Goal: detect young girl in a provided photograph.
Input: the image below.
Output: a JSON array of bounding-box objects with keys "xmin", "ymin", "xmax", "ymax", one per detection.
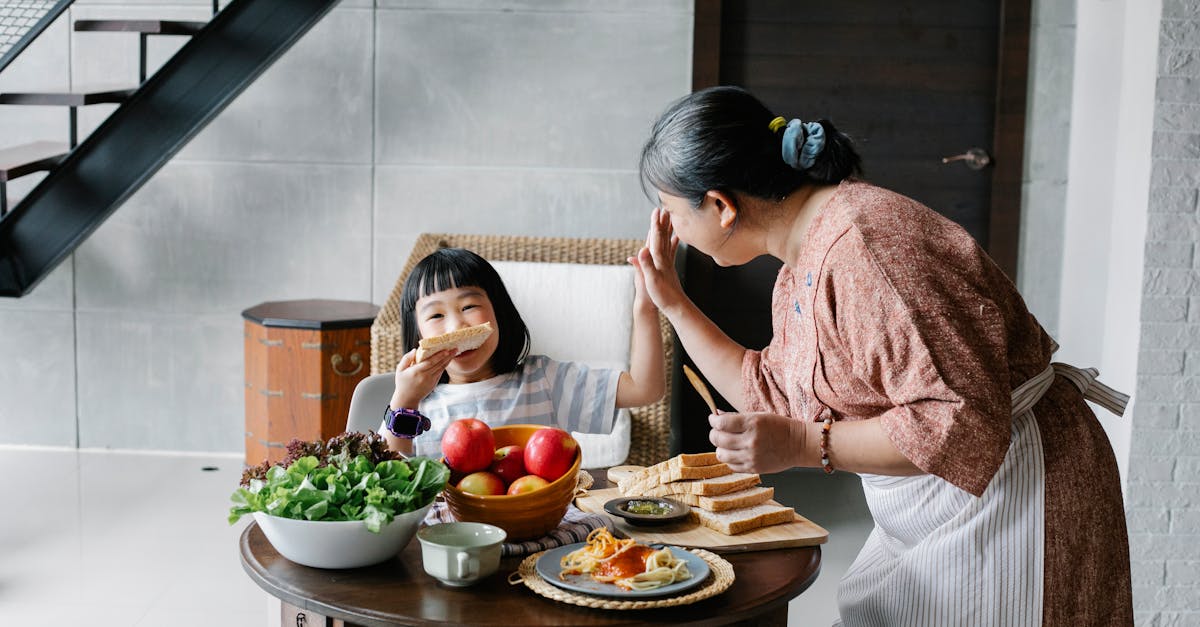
[{"xmin": 379, "ymin": 247, "xmax": 664, "ymax": 466}]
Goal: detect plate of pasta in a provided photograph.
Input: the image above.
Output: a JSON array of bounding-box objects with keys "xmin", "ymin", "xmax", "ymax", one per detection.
[{"xmin": 534, "ymin": 528, "xmax": 710, "ymax": 598}]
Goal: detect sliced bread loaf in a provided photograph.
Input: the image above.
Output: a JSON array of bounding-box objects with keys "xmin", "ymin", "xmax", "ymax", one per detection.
[
  {"xmin": 617, "ymin": 462, "xmax": 732, "ymax": 495},
  {"xmin": 617, "ymin": 452, "xmax": 724, "ymax": 493},
  {"xmin": 632, "ymin": 472, "xmax": 761, "ymax": 498},
  {"xmin": 673, "ymin": 486, "xmax": 774, "ymax": 512},
  {"xmin": 675, "ymin": 451, "xmax": 720, "ymax": 467},
  {"xmin": 690, "ymin": 502, "xmax": 796, "ymax": 535}
]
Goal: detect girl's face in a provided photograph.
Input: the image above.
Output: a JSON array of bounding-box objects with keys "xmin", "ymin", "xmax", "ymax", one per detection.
[
  {"xmin": 658, "ymin": 190, "xmax": 757, "ymax": 267},
  {"xmin": 414, "ymin": 284, "xmax": 501, "ymax": 384}
]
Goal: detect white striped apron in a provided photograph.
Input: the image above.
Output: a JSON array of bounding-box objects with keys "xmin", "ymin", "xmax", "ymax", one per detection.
[{"xmin": 834, "ymin": 362, "xmax": 1128, "ymax": 627}]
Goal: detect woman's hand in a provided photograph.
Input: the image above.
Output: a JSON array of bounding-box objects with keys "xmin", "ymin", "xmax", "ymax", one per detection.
[
  {"xmin": 631, "ymin": 207, "xmax": 687, "ymax": 316},
  {"xmin": 708, "ymin": 411, "xmax": 810, "ymax": 474},
  {"xmin": 389, "ymin": 348, "xmax": 454, "ymax": 409}
]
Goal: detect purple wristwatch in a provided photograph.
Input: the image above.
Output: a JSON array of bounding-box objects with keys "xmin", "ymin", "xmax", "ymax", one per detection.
[{"xmin": 384, "ymin": 406, "xmax": 431, "ymax": 439}]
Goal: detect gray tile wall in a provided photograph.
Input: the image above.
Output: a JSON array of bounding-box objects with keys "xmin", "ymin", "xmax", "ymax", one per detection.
[
  {"xmin": 0, "ymin": 10, "xmax": 75, "ymax": 446},
  {"xmin": 1129, "ymin": 1, "xmax": 1200, "ymax": 622},
  {"xmin": 0, "ymin": 0, "xmax": 691, "ymax": 452}
]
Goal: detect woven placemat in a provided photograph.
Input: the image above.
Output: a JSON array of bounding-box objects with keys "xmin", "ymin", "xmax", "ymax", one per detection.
[{"xmin": 507, "ymin": 547, "xmax": 735, "ymax": 610}]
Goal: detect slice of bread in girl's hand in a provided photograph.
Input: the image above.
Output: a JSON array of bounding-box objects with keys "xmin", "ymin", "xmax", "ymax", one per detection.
[
  {"xmin": 689, "ymin": 502, "xmax": 796, "ymax": 535},
  {"xmin": 415, "ymin": 322, "xmax": 493, "ymax": 362}
]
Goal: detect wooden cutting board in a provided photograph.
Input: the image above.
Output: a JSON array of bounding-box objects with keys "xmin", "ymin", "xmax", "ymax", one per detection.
[{"xmin": 575, "ymin": 487, "xmax": 828, "ymax": 554}]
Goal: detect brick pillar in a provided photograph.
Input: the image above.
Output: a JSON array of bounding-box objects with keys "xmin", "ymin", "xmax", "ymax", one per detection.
[{"xmin": 1129, "ymin": 1, "xmax": 1200, "ymax": 622}]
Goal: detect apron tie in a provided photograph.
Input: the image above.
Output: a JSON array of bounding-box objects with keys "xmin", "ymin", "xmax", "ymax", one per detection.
[{"xmin": 1011, "ymin": 363, "xmax": 1129, "ymax": 418}]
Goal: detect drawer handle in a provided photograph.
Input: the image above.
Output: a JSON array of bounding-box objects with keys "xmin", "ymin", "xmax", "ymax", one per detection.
[
  {"xmin": 331, "ymin": 353, "xmax": 364, "ymax": 377},
  {"xmin": 259, "ymin": 389, "xmax": 283, "ymax": 397},
  {"xmin": 258, "ymin": 338, "xmax": 283, "ymax": 347},
  {"xmin": 301, "ymin": 392, "xmax": 337, "ymax": 400}
]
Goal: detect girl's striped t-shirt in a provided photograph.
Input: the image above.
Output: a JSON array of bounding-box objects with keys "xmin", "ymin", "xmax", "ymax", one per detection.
[{"xmin": 387, "ymin": 354, "xmax": 621, "ymax": 460}]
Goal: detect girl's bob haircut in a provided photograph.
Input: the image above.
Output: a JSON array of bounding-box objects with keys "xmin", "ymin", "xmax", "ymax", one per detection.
[{"xmin": 400, "ymin": 247, "xmax": 530, "ymax": 378}]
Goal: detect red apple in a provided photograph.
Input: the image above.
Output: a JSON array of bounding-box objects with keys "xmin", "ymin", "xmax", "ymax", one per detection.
[
  {"xmin": 524, "ymin": 427, "xmax": 578, "ymax": 482},
  {"xmin": 507, "ymin": 474, "xmax": 550, "ymax": 495},
  {"xmin": 441, "ymin": 418, "xmax": 495, "ymax": 473},
  {"xmin": 457, "ymin": 471, "xmax": 506, "ymax": 496},
  {"xmin": 489, "ymin": 445, "xmax": 526, "ymax": 486}
]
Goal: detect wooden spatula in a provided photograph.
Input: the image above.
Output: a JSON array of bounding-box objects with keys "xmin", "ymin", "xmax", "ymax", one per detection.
[{"xmin": 682, "ymin": 364, "xmax": 719, "ymax": 415}]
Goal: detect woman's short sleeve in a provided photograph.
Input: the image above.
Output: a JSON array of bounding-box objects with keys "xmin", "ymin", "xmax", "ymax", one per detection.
[
  {"xmin": 821, "ymin": 230, "xmax": 1012, "ymax": 496},
  {"xmin": 741, "ymin": 266, "xmax": 804, "ymax": 417}
]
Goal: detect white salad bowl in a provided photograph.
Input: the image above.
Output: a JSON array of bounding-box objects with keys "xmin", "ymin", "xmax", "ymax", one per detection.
[{"xmin": 253, "ymin": 502, "xmax": 433, "ymax": 569}]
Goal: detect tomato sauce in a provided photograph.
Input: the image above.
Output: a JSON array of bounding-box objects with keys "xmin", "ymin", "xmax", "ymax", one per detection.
[{"xmin": 595, "ymin": 545, "xmax": 654, "ymax": 579}]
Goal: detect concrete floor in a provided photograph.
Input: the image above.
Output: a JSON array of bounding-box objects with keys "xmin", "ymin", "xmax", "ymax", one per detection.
[
  {"xmin": 0, "ymin": 446, "xmax": 872, "ymax": 626},
  {"xmin": 763, "ymin": 468, "xmax": 874, "ymax": 626}
]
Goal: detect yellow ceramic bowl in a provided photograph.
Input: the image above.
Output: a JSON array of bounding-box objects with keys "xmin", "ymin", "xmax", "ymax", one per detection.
[{"xmin": 441, "ymin": 424, "xmax": 581, "ymax": 541}]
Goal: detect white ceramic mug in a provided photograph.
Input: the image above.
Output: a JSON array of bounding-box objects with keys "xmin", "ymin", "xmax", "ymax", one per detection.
[{"xmin": 416, "ymin": 522, "xmax": 506, "ymax": 586}]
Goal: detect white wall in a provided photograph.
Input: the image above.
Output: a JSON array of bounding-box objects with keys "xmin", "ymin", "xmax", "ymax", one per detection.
[
  {"xmin": 1019, "ymin": 0, "xmax": 1076, "ymax": 335},
  {"xmin": 1055, "ymin": 0, "xmax": 1161, "ymax": 486},
  {"xmin": 0, "ymin": 0, "xmax": 693, "ymax": 452}
]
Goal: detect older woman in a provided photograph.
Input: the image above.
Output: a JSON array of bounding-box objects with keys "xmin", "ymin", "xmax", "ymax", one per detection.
[{"xmin": 629, "ymin": 86, "xmax": 1132, "ymax": 626}]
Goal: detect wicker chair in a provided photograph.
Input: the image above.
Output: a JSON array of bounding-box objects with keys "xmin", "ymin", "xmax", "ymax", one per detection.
[{"xmin": 370, "ymin": 233, "xmax": 675, "ymax": 467}]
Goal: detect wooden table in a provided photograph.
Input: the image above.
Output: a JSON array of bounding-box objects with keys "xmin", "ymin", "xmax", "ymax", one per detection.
[{"xmin": 239, "ymin": 474, "xmax": 822, "ymax": 627}]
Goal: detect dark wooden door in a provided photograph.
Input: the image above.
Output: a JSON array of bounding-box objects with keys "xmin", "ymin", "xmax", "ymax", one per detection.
[{"xmin": 678, "ymin": 0, "xmax": 1030, "ymax": 453}]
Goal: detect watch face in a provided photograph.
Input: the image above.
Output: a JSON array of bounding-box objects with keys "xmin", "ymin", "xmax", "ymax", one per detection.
[{"xmin": 389, "ymin": 412, "xmax": 421, "ymax": 436}]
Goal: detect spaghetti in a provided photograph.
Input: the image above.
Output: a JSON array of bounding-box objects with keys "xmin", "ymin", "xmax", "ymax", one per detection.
[{"xmin": 559, "ymin": 528, "xmax": 692, "ymax": 591}]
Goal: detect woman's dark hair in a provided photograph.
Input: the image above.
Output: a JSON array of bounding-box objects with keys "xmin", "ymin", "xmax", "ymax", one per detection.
[
  {"xmin": 400, "ymin": 247, "xmax": 530, "ymax": 379},
  {"xmin": 639, "ymin": 86, "xmax": 862, "ymax": 208}
]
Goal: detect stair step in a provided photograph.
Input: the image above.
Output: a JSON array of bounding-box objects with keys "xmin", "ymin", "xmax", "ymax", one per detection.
[
  {"xmin": 74, "ymin": 19, "xmax": 206, "ymax": 35},
  {"xmin": 0, "ymin": 85, "xmax": 136, "ymax": 107},
  {"xmin": 0, "ymin": 141, "xmax": 69, "ymax": 181}
]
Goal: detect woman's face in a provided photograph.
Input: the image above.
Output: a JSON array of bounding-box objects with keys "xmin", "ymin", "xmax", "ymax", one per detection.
[
  {"xmin": 657, "ymin": 190, "xmax": 757, "ymax": 267},
  {"xmin": 414, "ymin": 284, "xmax": 500, "ymax": 384}
]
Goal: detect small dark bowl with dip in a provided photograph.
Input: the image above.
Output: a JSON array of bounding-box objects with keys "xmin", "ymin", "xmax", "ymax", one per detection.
[{"xmin": 602, "ymin": 496, "xmax": 691, "ymax": 527}]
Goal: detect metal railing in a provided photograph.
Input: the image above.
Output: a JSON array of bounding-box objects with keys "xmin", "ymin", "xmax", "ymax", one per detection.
[{"xmin": 0, "ymin": 0, "xmax": 74, "ymax": 75}]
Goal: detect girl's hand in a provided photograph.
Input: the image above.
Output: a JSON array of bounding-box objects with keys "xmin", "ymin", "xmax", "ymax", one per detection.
[
  {"xmin": 390, "ymin": 348, "xmax": 455, "ymax": 409},
  {"xmin": 708, "ymin": 411, "xmax": 809, "ymax": 474},
  {"xmin": 628, "ymin": 249, "xmax": 658, "ymax": 316},
  {"xmin": 632, "ymin": 207, "xmax": 686, "ymax": 315}
]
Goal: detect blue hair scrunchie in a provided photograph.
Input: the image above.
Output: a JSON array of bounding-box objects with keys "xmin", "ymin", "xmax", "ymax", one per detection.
[{"xmin": 781, "ymin": 119, "xmax": 826, "ymax": 170}]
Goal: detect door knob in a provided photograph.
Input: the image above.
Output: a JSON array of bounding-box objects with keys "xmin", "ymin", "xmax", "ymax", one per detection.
[{"xmin": 941, "ymin": 148, "xmax": 991, "ymax": 170}]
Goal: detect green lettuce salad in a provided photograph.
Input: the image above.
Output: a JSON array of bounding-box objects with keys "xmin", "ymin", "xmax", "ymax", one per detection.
[{"xmin": 228, "ymin": 432, "xmax": 449, "ymax": 533}]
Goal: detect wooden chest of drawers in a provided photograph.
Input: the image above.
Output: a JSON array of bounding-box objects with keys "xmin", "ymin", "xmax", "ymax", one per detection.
[{"xmin": 242, "ymin": 299, "xmax": 380, "ymax": 465}]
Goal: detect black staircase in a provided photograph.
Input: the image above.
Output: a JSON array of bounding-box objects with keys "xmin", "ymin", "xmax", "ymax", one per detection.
[
  {"xmin": 0, "ymin": 141, "xmax": 67, "ymax": 216},
  {"xmin": 0, "ymin": 0, "xmax": 341, "ymax": 297},
  {"xmin": 0, "ymin": 86, "xmax": 137, "ymax": 147}
]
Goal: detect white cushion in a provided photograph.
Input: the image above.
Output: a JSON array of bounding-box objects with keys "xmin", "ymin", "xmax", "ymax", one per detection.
[
  {"xmin": 490, "ymin": 261, "xmax": 634, "ymax": 369},
  {"xmin": 491, "ymin": 261, "xmax": 636, "ymax": 468}
]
